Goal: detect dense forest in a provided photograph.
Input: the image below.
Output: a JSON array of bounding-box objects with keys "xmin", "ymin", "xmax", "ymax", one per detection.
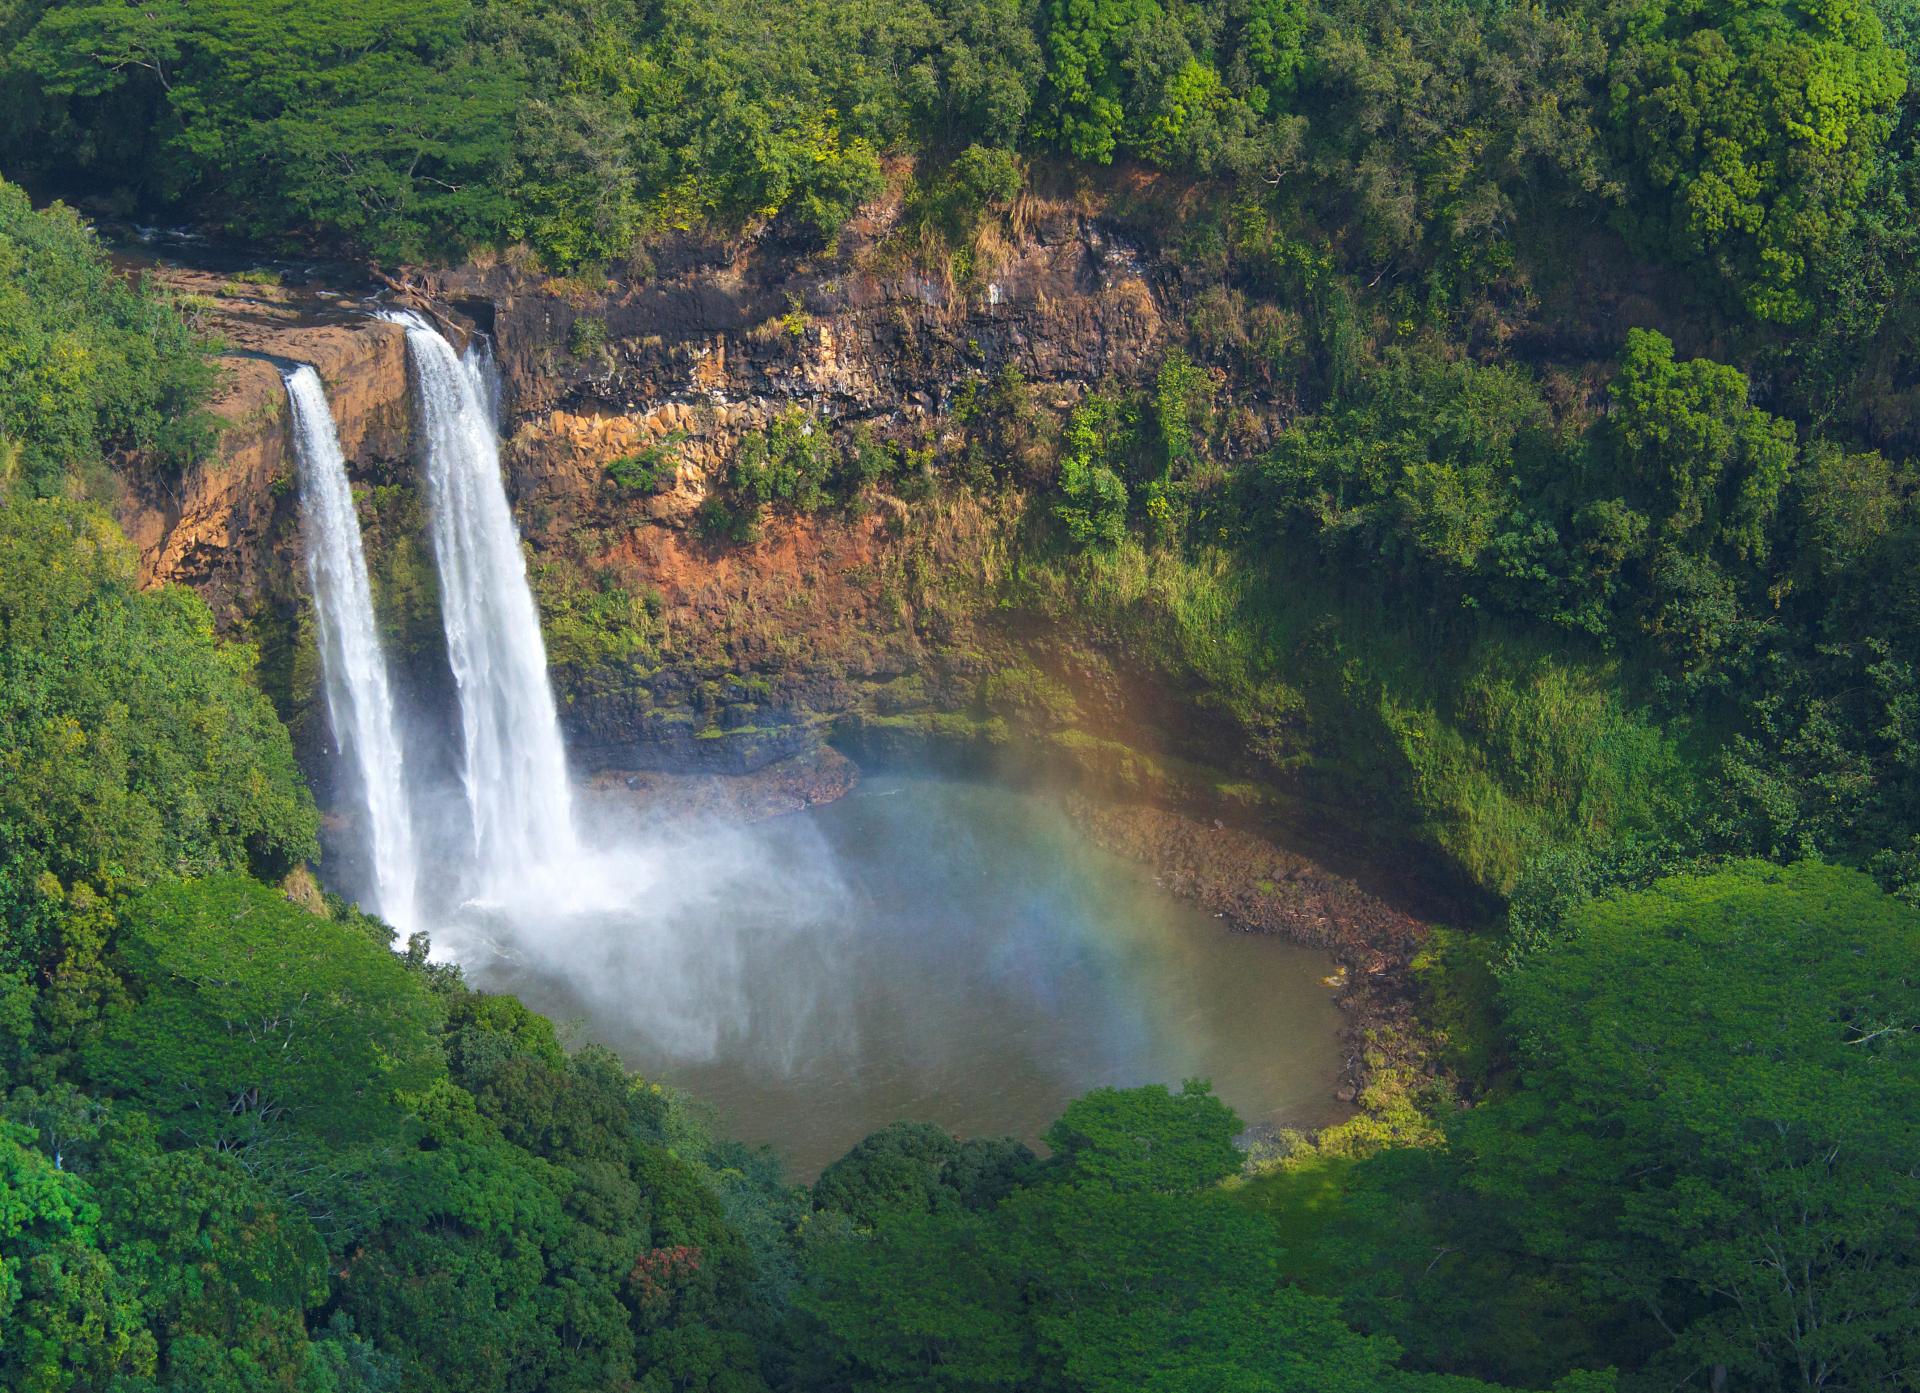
[{"xmin": 6, "ymin": 0, "xmax": 1920, "ymax": 1388}]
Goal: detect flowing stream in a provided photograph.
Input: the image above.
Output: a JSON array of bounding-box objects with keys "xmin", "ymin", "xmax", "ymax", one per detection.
[
  {"xmin": 283, "ymin": 365, "xmax": 419, "ymax": 931},
  {"xmin": 389, "ymin": 312, "xmax": 581, "ymax": 896}
]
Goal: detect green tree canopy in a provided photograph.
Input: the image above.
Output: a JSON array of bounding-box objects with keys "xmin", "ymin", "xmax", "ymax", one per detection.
[
  {"xmin": 1461, "ymin": 859, "xmax": 1920, "ymax": 1388},
  {"xmin": 795, "ymin": 1082, "xmax": 1560, "ymax": 1393},
  {"xmin": 0, "ymin": 1120, "xmax": 154, "ymax": 1392},
  {"xmin": 811, "ymin": 1120, "xmax": 1035, "ymax": 1230},
  {"xmin": 0, "ymin": 178, "xmax": 216, "ymax": 495},
  {"xmin": 85, "ymin": 876, "xmax": 442, "ymax": 1153},
  {"xmin": 12, "ymin": 0, "xmax": 520, "ymax": 259},
  {"xmin": 1036, "ymin": 0, "xmax": 1289, "ymax": 171},
  {"xmin": 1611, "ymin": 0, "xmax": 1907, "ymax": 321},
  {"xmin": 1605, "ymin": 328, "xmax": 1797, "ymax": 563},
  {"xmin": 0, "ymin": 497, "xmax": 317, "ymax": 976},
  {"xmin": 1043, "ymin": 1079, "xmax": 1243, "ymax": 1192}
]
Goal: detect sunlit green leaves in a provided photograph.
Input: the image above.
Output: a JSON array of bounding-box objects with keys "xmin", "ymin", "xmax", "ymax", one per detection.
[
  {"xmin": 86, "ymin": 876, "xmax": 443, "ymax": 1152},
  {"xmin": 0, "ymin": 180, "xmax": 217, "ymax": 494},
  {"xmin": 1612, "ymin": 0, "xmax": 1907, "ymax": 320},
  {"xmin": 1467, "ymin": 860, "xmax": 1920, "ymax": 1388}
]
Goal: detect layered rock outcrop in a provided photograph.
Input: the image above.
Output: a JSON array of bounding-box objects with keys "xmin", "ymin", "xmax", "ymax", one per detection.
[
  {"xmin": 113, "ymin": 267, "xmax": 412, "ymax": 623},
  {"xmin": 116, "ymin": 204, "xmax": 1196, "ymax": 776},
  {"xmin": 110, "ymin": 206, "xmax": 1445, "ymax": 1101},
  {"xmin": 119, "ymin": 204, "xmax": 1171, "ymax": 613}
]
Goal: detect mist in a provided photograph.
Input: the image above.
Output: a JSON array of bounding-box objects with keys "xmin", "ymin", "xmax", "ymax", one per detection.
[{"xmin": 426, "ymin": 792, "xmax": 865, "ymax": 1073}]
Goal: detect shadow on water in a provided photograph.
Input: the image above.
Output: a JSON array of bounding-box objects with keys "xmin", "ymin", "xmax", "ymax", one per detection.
[{"xmin": 443, "ymin": 773, "xmax": 1348, "ymax": 1179}]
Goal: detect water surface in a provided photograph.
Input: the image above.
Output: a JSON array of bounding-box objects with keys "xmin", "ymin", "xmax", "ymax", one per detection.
[{"xmin": 452, "ymin": 777, "xmax": 1347, "ymax": 1176}]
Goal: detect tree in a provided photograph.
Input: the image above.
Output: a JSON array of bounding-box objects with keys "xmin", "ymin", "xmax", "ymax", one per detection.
[
  {"xmin": 1035, "ymin": 0, "xmax": 1277, "ymax": 172},
  {"xmin": 812, "ymin": 1121, "xmax": 1034, "ymax": 1230},
  {"xmin": 0, "ymin": 1121, "xmax": 155, "ymax": 1392},
  {"xmin": 794, "ymin": 1206, "xmax": 1034, "ymax": 1391},
  {"xmin": 796, "ymin": 1083, "xmax": 1543, "ymax": 1393},
  {"xmin": 1043, "ymin": 1079, "xmax": 1242, "ymax": 1193},
  {"xmin": 1296, "ymin": 0, "xmax": 1614, "ymax": 277},
  {"xmin": 84, "ymin": 876, "xmax": 442, "ymax": 1155},
  {"xmin": 87, "ymin": 1113, "xmax": 401, "ymax": 1392},
  {"xmin": 1039, "ymin": 0, "xmax": 1167, "ymax": 163},
  {"xmin": 1611, "ymin": 0, "xmax": 1907, "ymax": 322},
  {"xmin": 1600, "ymin": 330, "xmax": 1797, "ymax": 687},
  {"xmin": 1053, "ymin": 393, "xmax": 1132, "ymax": 548},
  {"xmin": 1000, "ymin": 1181, "xmax": 1412, "ymax": 1393},
  {"xmin": 1462, "ymin": 860, "xmax": 1920, "ymax": 1388},
  {"xmin": 11, "ymin": 0, "xmax": 521, "ymax": 259},
  {"xmin": 907, "ymin": 0, "xmax": 1045, "ymax": 147},
  {"xmin": 0, "ymin": 178, "xmax": 217, "ymax": 494},
  {"xmin": 1607, "ymin": 329, "xmax": 1796, "ymax": 562},
  {"xmin": 0, "ymin": 497, "xmax": 317, "ymax": 978}
]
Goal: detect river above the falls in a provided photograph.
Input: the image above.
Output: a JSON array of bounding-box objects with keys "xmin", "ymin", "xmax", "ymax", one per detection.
[{"xmin": 440, "ymin": 775, "xmax": 1348, "ymax": 1177}]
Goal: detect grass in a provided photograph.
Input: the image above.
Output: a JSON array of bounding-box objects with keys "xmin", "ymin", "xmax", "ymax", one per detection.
[{"xmin": 1010, "ymin": 539, "xmax": 1702, "ymax": 896}]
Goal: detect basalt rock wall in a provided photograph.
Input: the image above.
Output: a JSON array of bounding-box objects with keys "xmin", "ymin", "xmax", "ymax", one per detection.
[
  {"xmin": 122, "ymin": 205, "xmax": 1174, "ymax": 622},
  {"xmin": 115, "ymin": 268, "xmax": 413, "ymax": 624},
  {"xmin": 418, "ymin": 207, "xmax": 1181, "ymax": 778},
  {"xmin": 117, "ymin": 209, "xmax": 1313, "ymax": 828}
]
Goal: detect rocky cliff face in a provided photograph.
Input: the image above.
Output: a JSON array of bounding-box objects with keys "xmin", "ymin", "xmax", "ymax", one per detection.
[
  {"xmin": 113, "ymin": 267, "xmax": 413, "ymax": 624},
  {"xmin": 482, "ymin": 214, "xmax": 1166, "ymax": 426},
  {"xmin": 420, "ymin": 204, "xmax": 1182, "ymax": 777},
  {"xmin": 106, "ymin": 205, "xmax": 1384, "ymax": 859},
  {"xmin": 118, "ymin": 207, "xmax": 1171, "ymax": 571},
  {"xmin": 118, "ymin": 203, "xmax": 1207, "ymax": 780}
]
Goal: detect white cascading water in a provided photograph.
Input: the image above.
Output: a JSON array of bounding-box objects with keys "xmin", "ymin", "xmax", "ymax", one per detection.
[
  {"xmin": 373, "ymin": 310, "xmax": 861, "ymax": 1070},
  {"xmin": 283, "ymin": 365, "xmax": 420, "ymax": 931},
  {"xmin": 387, "ymin": 311, "xmax": 582, "ymax": 894}
]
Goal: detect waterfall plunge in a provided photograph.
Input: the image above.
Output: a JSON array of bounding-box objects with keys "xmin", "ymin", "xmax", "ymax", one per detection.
[
  {"xmin": 284, "ymin": 365, "xmax": 420, "ymax": 932},
  {"xmin": 388, "ymin": 312, "xmax": 582, "ymax": 897},
  {"xmin": 379, "ymin": 314, "xmax": 859, "ymax": 1066}
]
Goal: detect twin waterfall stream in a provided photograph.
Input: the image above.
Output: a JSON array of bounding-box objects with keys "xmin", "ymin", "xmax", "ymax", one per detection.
[
  {"xmin": 280, "ymin": 310, "xmax": 1346, "ymax": 1171},
  {"xmin": 392, "ymin": 314, "xmax": 582, "ymax": 891},
  {"xmin": 282, "ymin": 312, "xmax": 577, "ymax": 928}
]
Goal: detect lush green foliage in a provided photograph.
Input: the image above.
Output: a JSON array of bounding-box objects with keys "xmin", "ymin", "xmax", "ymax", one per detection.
[
  {"xmin": 7, "ymin": 0, "xmax": 517, "ymax": 261},
  {"xmin": 86, "ymin": 876, "xmax": 442, "ymax": 1153},
  {"xmin": 11, "ymin": 5, "xmax": 1920, "ymax": 1390},
  {"xmin": 809, "ymin": 1120, "xmax": 1034, "ymax": 1231},
  {"xmin": 0, "ymin": 496, "xmax": 318, "ymax": 979},
  {"xmin": 0, "ymin": 870, "xmax": 801, "ymax": 1390},
  {"xmin": 0, "ymin": 0, "xmax": 1911, "ymax": 331},
  {"xmin": 793, "ymin": 1080, "xmax": 1588, "ymax": 1393},
  {"xmin": 1611, "ymin": 0, "xmax": 1906, "ymax": 321},
  {"xmin": 0, "ymin": 180, "xmax": 215, "ymax": 493},
  {"xmin": 700, "ymin": 408, "xmax": 917, "ymax": 539},
  {"xmin": 1243, "ymin": 327, "xmax": 1799, "ymax": 669},
  {"xmin": 0, "ymin": 0, "xmax": 1047, "ymax": 262},
  {"xmin": 1243, "ymin": 862, "xmax": 1920, "ymax": 1389},
  {"xmin": 1465, "ymin": 860, "xmax": 1920, "ymax": 1388}
]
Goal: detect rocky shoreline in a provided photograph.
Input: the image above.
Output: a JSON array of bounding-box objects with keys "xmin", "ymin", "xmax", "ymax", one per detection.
[{"xmin": 582, "ymin": 745, "xmax": 860, "ymax": 822}]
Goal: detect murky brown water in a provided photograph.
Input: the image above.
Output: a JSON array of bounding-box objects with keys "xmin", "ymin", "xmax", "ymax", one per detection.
[{"xmin": 460, "ymin": 776, "xmax": 1347, "ymax": 1177}]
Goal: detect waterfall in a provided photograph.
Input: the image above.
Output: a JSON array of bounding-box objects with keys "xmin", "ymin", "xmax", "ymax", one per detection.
[
  {"xmin": 387, "ymin": 311, "xmax": 581, "ymax": 891},
  {"xmin": 283, "ymin": 366, "xmax": 420, "ymax": 931}
]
